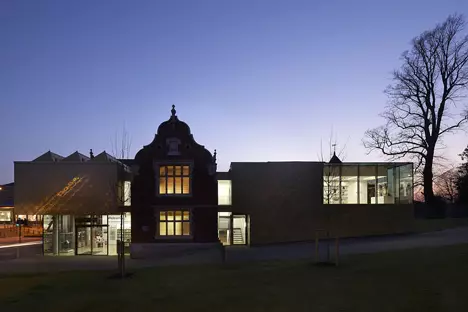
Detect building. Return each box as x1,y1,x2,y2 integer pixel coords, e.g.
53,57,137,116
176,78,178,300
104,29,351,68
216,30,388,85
13,106,414,257
0,182,14,223
14,150,132,255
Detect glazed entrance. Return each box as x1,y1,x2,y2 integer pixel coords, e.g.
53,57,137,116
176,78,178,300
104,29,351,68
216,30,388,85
43,214,131,256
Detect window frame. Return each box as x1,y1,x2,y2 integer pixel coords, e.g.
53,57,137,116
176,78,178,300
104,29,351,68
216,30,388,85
155,162,193,197
156,209,192,238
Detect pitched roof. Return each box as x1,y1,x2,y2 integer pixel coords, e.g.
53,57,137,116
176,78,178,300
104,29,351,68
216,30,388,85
91,151,118,163
33,151,64,162
62,151,90,162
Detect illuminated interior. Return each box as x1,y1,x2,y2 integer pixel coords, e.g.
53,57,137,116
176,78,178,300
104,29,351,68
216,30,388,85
323,163,413,204
217,212,248,245
218,180,232,205
158,210,191,236
0,210,12,222
159,165,190,195
124,181,131,206
43,214,131,256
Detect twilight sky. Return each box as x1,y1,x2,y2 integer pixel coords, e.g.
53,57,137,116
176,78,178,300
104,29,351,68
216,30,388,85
1,0,468,184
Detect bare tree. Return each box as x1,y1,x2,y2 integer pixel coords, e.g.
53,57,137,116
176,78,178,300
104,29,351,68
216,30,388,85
110,126,132,278
433,166,459,203
456,145,468,204
317,130,347,263
319,130,348,204
364,14,468,205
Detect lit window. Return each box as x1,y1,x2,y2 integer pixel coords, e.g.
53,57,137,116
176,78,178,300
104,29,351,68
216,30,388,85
124,181,131,206
158,165,191,195
158,210,191,236
218,180,232,205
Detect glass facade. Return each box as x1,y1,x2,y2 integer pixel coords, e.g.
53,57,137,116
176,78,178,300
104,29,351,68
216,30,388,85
43,214,131,256
323,165,341,204
0,210,12,222
323,163,413,204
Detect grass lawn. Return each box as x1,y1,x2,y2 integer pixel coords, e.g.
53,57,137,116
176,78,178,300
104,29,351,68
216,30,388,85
1,244,468,312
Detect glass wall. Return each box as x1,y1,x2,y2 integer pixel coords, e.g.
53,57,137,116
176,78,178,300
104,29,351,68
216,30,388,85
43,214,131,256
340,165,359,204
323,163,413,205
376,164,395,204
108,213,131,255
358,165,376,204
43,215,74,255
323,165,341,204
398,164,413,204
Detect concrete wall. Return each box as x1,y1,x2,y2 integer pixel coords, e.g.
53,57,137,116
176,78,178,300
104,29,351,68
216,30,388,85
14,162,123,215
230,162,414,245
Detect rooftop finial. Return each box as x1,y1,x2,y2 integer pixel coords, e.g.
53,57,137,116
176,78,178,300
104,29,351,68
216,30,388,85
171,104,176,118
213,149,217,162
332,143,337,155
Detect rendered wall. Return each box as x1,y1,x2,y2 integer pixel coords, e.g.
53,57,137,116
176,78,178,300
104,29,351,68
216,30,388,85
14,162,122,215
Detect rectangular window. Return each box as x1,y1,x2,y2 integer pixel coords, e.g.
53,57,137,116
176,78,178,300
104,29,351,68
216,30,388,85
124,181,131,206
218,180,232,205
158,210,191,236
158,165,191,195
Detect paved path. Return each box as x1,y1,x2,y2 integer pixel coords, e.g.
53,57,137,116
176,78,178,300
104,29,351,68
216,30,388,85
225,227,468,263
0,237,41,246
0,227,467,274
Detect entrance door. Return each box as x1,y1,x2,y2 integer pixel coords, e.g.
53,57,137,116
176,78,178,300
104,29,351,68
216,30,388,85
76,226,108,255
76,226,92,255
92,226,108,255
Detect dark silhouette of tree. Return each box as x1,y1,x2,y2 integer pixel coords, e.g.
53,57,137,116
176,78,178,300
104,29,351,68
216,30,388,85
434,166,458,203
364,14,468,205
456,145,468,204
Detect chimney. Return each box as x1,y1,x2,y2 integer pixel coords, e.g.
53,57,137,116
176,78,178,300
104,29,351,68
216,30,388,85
90,149,94,159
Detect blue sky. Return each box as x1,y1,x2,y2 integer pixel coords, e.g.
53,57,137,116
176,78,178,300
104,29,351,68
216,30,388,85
1,0,468,183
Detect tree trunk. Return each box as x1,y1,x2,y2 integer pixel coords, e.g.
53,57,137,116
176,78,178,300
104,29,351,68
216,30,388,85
423,146,444,217
423,160,434,205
